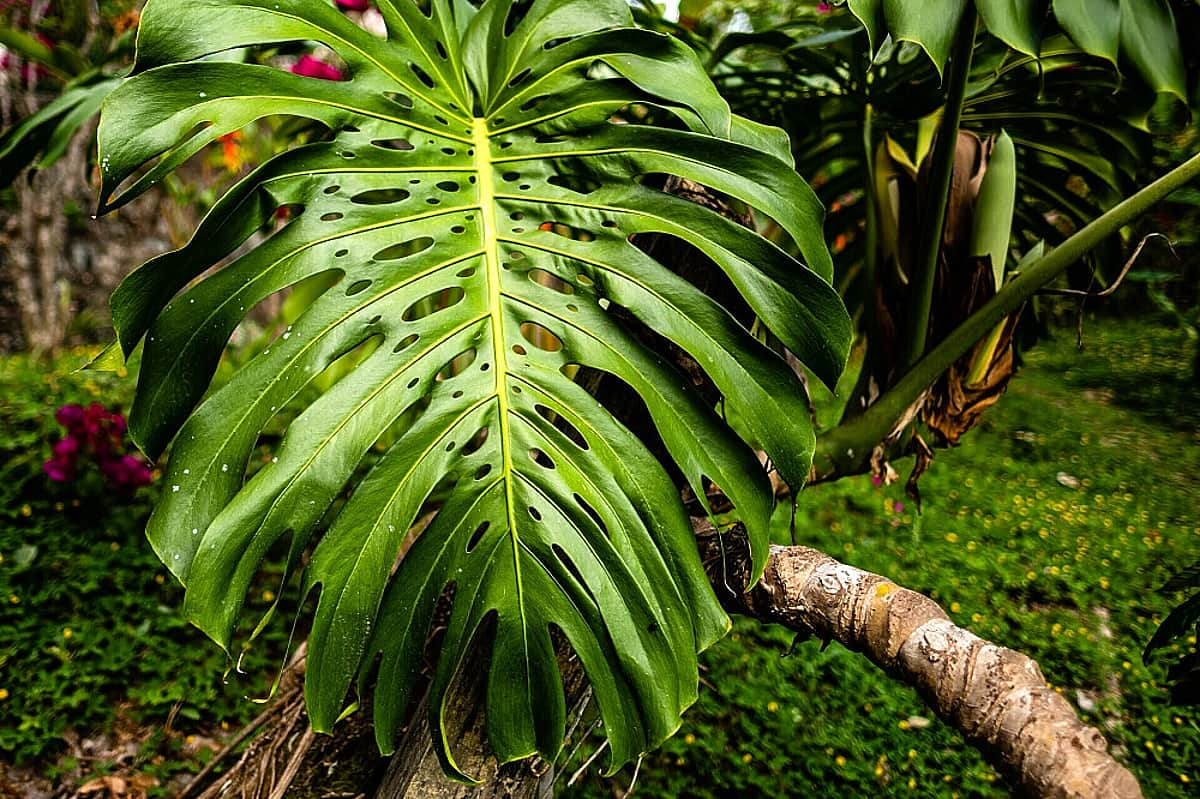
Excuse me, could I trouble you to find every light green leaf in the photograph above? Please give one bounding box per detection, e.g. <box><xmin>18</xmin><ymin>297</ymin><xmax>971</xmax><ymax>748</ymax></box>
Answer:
<box><xmin>847</xmin><ymin>0</ymin><xmax>886</xmax><ymax>53</ymax></box>
<box><xmin>882</xmin><ymin>0</ymin><xmax>969</xmax><ymax>75</ymax></box>
<box><xmin>971</xmin><ymin>130</ymin><xmax>1017</xmax><ymax>289</ymax></box>
<box><xmin>98</xmin><ymin>0</ymin><xmax>850</xmax><ymax>780</ymax></box>
<box><xmin>1052</xmin><ymin>0</ymin><xmax>1120</xmax><ymax>64</ymax></box>
<box><xmin>977</xmin><ymin>0</ymin><xmax>1046</xmax><ymax>57</ymax></box>
<box><xmin>1118</xmin><ymin>0</ymin><xmax>1187</xmax><ymax>101</ymax></box>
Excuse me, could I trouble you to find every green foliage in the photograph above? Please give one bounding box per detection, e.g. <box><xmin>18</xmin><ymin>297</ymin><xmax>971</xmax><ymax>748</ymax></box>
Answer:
<box><xmin>566</xmin><ymin>316</ymin><xmax>1200</xmax><ymax>797</ymax></box>
<box><xmin>845</xmin><ymin>0</ymin><xmax>1188</xmax><ymax>100</ymax></box>
<box><xmin>97</xmin><ymin>0</ymin><xmax>850</xmax><ymax>778</ymax></box>
<box><xmin>0</xmin><ymin>350</ymin><xmax>291</xmax><ymax>770</ymax></box>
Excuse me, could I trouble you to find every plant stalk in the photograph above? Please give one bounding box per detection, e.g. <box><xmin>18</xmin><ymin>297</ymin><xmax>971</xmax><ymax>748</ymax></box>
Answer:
<box><xmin>813</xmin><ymin>148</ymin><xmax>1200</xmax><ymax>478</ymax></box>
<box><xmin>900</xmin><ymin>7</ymin><xmax>978</xmax><ymax>369</ymax></box>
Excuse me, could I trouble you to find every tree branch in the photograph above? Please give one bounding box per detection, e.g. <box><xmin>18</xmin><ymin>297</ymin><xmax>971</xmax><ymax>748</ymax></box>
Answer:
<box><xmin>696</xmin><ymin>521</ymin><xmax>1142</xmax><ymax>799</ymax></box>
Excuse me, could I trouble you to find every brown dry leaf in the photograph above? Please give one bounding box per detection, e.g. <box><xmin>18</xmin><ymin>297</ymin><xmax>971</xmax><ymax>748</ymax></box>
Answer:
<box><xmin>75</xmin><ymin>773</ymin><xmax>158</xmax><ymax>799</ymax></box>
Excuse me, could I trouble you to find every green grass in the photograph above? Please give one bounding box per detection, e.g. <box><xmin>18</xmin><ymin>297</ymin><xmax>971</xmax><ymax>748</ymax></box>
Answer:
<box><xmin>1</xmin><ymin>318</ymin><xmax>1197</xmax><ymax>797</ymax></box>
<box><xmin>0</xmin><ymin>349</ymin><xmax>292</xmax><ymax>794</ymax></box>
<box><xmin>565</xmin><ymin>317</ymin><xmax>1200</xmax><ymax>798</ymax></box>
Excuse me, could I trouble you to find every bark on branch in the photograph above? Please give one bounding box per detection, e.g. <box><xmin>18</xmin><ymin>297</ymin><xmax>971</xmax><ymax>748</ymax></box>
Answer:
<box><xmin>696</xmin><ymin>521</ymin><xmax>1142</xmax><ymax>799</ymax></box>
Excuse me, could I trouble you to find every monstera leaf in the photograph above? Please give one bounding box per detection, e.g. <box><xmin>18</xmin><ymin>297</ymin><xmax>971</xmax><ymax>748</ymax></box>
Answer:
<box><xmin>97</xmin><ymin>0</ymin><xmax>850</xmax><ymax>779</ymax></box>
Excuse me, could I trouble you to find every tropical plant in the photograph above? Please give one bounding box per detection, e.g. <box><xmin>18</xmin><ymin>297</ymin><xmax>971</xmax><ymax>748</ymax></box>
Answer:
<box><xmin>5</xmin><ymin>0</ymin><xmax>1196</xmax><ymax>795</ymax></box>
<box><xmin>95</xmin><ymin>0</ymin><xmax>851</xmax><ymax>779</ymax></box>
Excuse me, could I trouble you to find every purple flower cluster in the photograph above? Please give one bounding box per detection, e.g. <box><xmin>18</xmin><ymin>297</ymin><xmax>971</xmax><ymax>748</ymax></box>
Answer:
<box><xmin>44</xmin><ymin>404</ymin><xmax>153</xmax><ymax>492</ymax></box>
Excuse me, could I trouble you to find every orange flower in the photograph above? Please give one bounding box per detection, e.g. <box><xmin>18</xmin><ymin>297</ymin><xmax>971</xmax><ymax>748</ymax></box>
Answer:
<box><xmin>218</xmin><ymin>131</ymin><xmax>244</xmax><ymax>173</ymax></box>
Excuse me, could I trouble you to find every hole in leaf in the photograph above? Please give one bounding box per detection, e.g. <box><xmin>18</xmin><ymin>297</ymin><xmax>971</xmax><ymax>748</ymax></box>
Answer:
<box><xmin>345</xmin><ymin>279</ymin><xmax>372</xmax><ymax>296</ymax></box>
<box><xmin>440</xmin><ymin>147</ymin><xmax>456</xmax><ymax>156</ymax></box>
<box><xmin>519</xmin><ymin>94</ymin><xmax>549</xmax><ymax>111</ymax></box>
<box><xmin>512</xmin><ymin>344</ymin><xmax>526</xmax><ymax>356</ymax></box>
<box><xmin>409</xmin><ymin>63</ymin><xmax>435</xmax><ymax>88</ymax></box>
<box><xmin>539</xmin><ymin>221</ymin><xmax>594</xmax><ymax>241</ymax></box>
<box><xmin>534</xmin><ymin>404</ymin><xmax>588</xmax><ymax>450</ymax></box>
<box><xmin>575</xmin><ymin>493</ymin><xmax>608</xmax><ymax>536</ymax></box>
<box><xmin>435</xmin><ymin>40</ymin><xmax>448</xmax><ymax>60</ymax></box>
<box><xmin>384</xmin><ymin>91</ymin><xmax>414</xmax><ymax>109</ymax></box>
<box><xmin>393</xmin><ymin>334</ymin><xmax>419</xmax><ymax>353</ymax></box>
<box><xmin>372</xmin><ymin>138</ymin><xmax>414</xmax><ymax>151</ymax></box>
<box><xmin>467</xmin><ymin>521</ymin><xmax>489</xmax><ymax>552</ymax></box>
<box><xmin>445</xmin><ymin>440</ymin><xmax>456</xmax><ymax>452</ymax></box>
<box><xmin>324</xmin><ymin>185</ymin><xmax>340</xmax><ymax>195</ymax></box>
<box><xmin>528</xmin><ymin>269</ymin><xmax>574</xmax><ymax>294</ymax></box>
<box><xmin>462</xmin><ymin>427</ymin><xmax>490</xmax><ymax>456</ymax></box>
<box><xmin>529</xmin><ymin>448</ymin><xmax>555</xmax><ymax>469</ymax></box>
<box><xmin>335</xmin><ymin>249</ymin><xmax>349</xmax><ymax>258</ymax></box>
<box><xmin>519</xmin><ymin>322</ymin><xmax>563</xmax><ymax>352</ymax></box>
<box><xmin>601</xmin><ymin>220</ymin><xmax>617</xmax><ymax>228</ymax></box>
<box><xmin>502</xmin><ymin>172</ymin><xmax>521</xmax><ymax>182</ymax></box>
<box><xmin>457</xmin><ymin>266</ymin><xmax>476</xmax><ymax>278</ymax></box>
<box><xmin>321</xmin><ymin>212</ymin><xmax>344</xmax><ymax>222</ymax></box>
<box><xmin>375</xmin><ymin>236</ymin><xmax>435</xmax><ymax>261</ymax></box>
<box><xmin>528</xmin><ymin>506</ymin><xmax>542</xmax><ymax>521</ymax></box>
<box><xmin>504</xmin><ymin>0</ymin><xmax>533</xmax><ymax>35</ymax></box>
<box><xmin>474</xmin><ymin>463</ymin><xmax>492</xmax><ymax>481</ymax></box>
<box><xmin>510</xmin><ymin>212</ymin><xmax>525</xmax><ymax>221</ymax></box>
<box><xmin>434</xmin><ymin>114</ymin><xmax>448</xmax><ymax>125</ymax></box>
<box><xmin>553</xmin><ymin>545</ymin><xmax>596</xmax><ymax>606</ymax></box>
<box><xmin>341</xmin><ymin>151</ymin><xmax>357</xmax><ymax>159</ymax></box>
<box><xmin>508</xmin><ymin>68</ymin><xmax>532</xmax><ymax>88</ymax></box>
<box><xmin>352</xmin><ymin>188</ymin><xmax>410</xmax><ymax>205</ymax></box>
<box><xmin>407</xmin><ymin>377</ymin><xmax>420</xmax><ymax>389</ymax></box>
<box><xmin>437</xmin><ymin>348</ymin><xmax>478</xmax><ymax>380</ymax></box>
<box><xmin>436</xmin><ymin>181</ymin><xmax>461</xmax><ymax>192</ymax></box>
<box><xmin>450</xmin><ymin>225</ymin><xmax>466</xmax><ymax>234</ymax></box>
<box><xmin>402</xmin><ymin>287</ymin><xmax>465</xmax><ymax>320</ymax></box>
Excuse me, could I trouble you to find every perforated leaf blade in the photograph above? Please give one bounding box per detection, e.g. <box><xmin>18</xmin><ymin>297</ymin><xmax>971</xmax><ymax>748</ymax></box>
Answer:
<box><xmin>98</xmin><ymin>0</ymin><xmax>851</xmax><ymax>779</ymax></box>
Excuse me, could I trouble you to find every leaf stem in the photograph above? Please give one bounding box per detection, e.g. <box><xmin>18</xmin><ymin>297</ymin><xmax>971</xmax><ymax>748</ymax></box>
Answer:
<box><xmin>900</xmin><ymin>7</ymin><xmax>977</xmax><ymax>369</ymax></box>
<box><xmin>814</xmin><ymin>148</ymin><xmax>1200</xmax><ymax>479</ymax></box>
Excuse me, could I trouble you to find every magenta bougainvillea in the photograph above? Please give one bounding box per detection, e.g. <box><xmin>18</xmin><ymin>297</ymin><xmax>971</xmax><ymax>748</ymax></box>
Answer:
<box><xmin>44</xmin><ymin>403</ymin><xmax>153</xmax><ymax>492</ymax></box>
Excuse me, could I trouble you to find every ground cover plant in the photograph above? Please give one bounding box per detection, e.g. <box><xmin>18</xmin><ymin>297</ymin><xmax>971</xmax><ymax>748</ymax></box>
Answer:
<box><xmin>0</xmin><ymin>349</ymin><xmax>293</xmax><ymax>793</ymax></box>
<box><xmin>2</xmin><ymin>0</ymin><xmax>1200</xmax><ymax>796</ymax></box>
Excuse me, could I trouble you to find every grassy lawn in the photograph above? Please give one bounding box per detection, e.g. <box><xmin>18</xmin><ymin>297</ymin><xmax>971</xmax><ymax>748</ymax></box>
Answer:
<box><xmin>1</xmin><ymin>316</ymin><xmax>1197</xmax><ymax>796</ymax></box>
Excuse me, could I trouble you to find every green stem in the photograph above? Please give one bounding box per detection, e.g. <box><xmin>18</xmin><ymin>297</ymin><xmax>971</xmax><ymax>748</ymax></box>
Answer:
<box><xmin>900</xmin><ymin>7</ymin><xmax>977</xmax><ymax>369</ymax></box>
<box><xmin>813</xmin><ymin>148</ymin><xmax>1200</xmax><ymax>479</ymax></box>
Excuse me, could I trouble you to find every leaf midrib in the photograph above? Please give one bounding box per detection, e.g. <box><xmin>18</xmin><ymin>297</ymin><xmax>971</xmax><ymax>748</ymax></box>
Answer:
<box><xmin>472</xmin><ymin>116</ymin><xmax>532</xmax><ymax>705</ymax></box>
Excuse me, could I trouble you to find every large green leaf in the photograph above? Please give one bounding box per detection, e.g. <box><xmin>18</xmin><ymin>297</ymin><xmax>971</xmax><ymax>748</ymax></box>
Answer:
<box><xmin>98</xmin><ymin>0</ymin><xmax>850</xmax><ymax>780</ymax></box>
<box><xmin>976</xmin><ymin>0</ymin><xmax>1046</xmax><ymax>57</ymax></box>
<box><xmin>1052</xmin><ymin>0</ymin><xmax>1119</xmax><ymax>64</ymax></box>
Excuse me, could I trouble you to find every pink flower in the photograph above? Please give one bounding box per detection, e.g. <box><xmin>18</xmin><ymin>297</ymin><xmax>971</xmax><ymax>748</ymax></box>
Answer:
<box><xmin>55</xmin><ymin>403</ymin><xmax>85</xmax><ymax>430</ymax></box>
<box><xmin>817</xmin><ymin>2</ymin><xmax>832</xmax><ymax>13</ymax></box>
<box><xmin>336</xmin><ymin>0</ymin><xmax>370</xmax><ymax>10</ymax></box>
<box><xmin>44</xmin><ymin>402</ymin><xmax>153</xmax><ymax>492</ymax></box>
<box><xmin>893</xmin><ymin>500</ymin><xmax>904</xmax><ymax>514</ymax></box>
<box><xmin>870</xmin><ymin>474</ymin><xmax>882</xmax><ymax>487</ymax></box>
<box><xmin>100</xmin><ymin>454</ymin><xmax>154</xmax><ymax>492</ymax></box>
<box><xmin>291</xmin><ymin>55</ymin><xmax>345</xmax><ymax>82</ymax></box>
